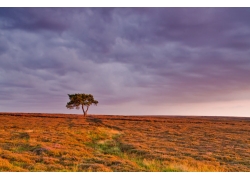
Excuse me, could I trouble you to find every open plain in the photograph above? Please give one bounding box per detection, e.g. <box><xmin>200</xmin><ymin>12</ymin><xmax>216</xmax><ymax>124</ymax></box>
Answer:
<box><xmin>0</xmin><ymin>113</ymin><xmax>249</xmax><ymax>172</ymax></box>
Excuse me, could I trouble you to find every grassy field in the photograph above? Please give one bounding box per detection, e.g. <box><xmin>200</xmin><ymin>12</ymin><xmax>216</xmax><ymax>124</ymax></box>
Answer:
<box><xmin>0</xmin><ymin>113</ymin><xmax>249</xmax><ymax>172</ymax></box>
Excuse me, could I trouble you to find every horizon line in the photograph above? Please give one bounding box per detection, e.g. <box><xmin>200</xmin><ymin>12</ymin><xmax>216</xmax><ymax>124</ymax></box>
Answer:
<box><xmin>1</xmin><ymin>112</ymin><xmax>250</xmax><ymax>118</ymax></box>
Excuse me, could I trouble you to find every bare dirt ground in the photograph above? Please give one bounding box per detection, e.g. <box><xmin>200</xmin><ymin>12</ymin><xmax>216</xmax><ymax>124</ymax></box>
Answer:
<box><xmin>0</xmin><ymin>113</ymin><xmax>249</xmax><ymax>172</ymax></box>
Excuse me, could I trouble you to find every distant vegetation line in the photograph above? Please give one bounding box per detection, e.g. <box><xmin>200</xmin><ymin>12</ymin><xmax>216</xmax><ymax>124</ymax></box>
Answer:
<box><xmin>0</xmin><ymin>112</ymin><xmax>250</xmax><ymax>121</ymax></box>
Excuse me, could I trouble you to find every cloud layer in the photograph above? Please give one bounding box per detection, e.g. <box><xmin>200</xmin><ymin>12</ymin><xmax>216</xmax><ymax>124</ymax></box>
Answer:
<box><xmin>1</xmin><ymin>8</ymin><xmax>250</xmax><ymax>116</ymax></box>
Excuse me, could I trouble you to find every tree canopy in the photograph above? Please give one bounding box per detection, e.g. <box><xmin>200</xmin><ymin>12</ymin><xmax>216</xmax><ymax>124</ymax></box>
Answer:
<box><xmin>66</xmin><ymin>93</ymin><xmax>98</xmax><ymax>116</ymax></box>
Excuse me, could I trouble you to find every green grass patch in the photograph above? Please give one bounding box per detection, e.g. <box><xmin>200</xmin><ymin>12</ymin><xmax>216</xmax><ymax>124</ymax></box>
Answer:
<box><xmin>85</xmin><ymin>128</ymin><xmax>182</xmax><ymax>172</ymax></box>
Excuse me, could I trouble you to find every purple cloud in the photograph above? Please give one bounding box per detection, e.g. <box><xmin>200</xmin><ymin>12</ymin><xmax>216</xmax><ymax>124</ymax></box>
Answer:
<box><xmin>0</xmin><ymin>8</ymin><xmax>250</xmax><ymax>116</ymax></box>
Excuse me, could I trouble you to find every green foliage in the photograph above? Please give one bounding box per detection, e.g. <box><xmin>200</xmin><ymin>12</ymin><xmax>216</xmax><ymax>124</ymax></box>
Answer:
<box><xmin>66</xmin><ymin>93</ymin><xmax>98</xmax><ymax>116</ymax></box>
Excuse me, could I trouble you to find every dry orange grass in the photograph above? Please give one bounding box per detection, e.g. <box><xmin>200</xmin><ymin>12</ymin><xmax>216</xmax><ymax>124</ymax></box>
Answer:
<box><xmin>0</xmin><ymin>113</ymin><xmax>249</xmax><ymax>172</ymax></box>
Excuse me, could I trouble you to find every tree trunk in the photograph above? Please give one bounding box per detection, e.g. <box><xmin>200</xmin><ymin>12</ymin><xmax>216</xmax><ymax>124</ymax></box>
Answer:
<box><xmin>82</xmin><ymin>104</ymin><xmax>86</xmax><ymax>116</ymax></box>
<box><xmin>82</xmin><ymin>104</ymin><xmax>89</xmax><ymax>116</ymax></box>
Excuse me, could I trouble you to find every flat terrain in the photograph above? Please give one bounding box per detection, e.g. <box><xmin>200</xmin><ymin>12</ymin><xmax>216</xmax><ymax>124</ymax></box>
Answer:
<box><xmin>0</xmin><ymin>113</ymin><xmax>249</xmax><ymax>172</ymax></box>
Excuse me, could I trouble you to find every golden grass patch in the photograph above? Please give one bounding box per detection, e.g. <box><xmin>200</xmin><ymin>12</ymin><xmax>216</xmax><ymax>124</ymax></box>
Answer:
<box><xmin>0</xmin><ymin>113</ymin><xmax>249</xmax><ymax>172</ymax></box>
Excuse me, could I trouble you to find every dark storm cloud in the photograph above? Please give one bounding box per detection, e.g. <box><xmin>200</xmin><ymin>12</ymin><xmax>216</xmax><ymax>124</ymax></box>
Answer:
<box><xmin>0</xmin><ymin>8</ymin><xmax>69</xmax><ymax>32</ymax></box>
<box><xmin>1</xmin><ymin>7</ymin><xmax>250</xmax><ymax>114</ymax></box>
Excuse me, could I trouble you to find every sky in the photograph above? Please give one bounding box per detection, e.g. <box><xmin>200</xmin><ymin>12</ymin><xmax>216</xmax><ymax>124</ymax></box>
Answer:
<box><xmin>0</xmin><ymin>7</ymin><xmax>250</xmax><ymax>116</ymax></box>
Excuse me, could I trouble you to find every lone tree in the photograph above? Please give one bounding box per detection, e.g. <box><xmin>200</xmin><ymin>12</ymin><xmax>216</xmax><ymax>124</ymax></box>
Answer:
<box><xmin>66</xmin><ymin>93</ymin><xmax>98</xmax><ymax>116</ymax></box>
